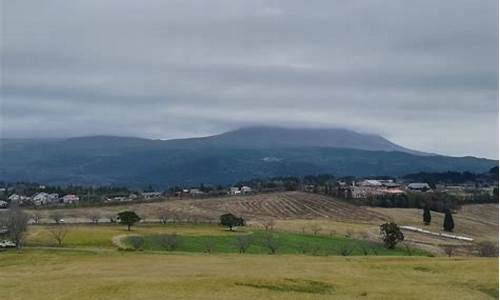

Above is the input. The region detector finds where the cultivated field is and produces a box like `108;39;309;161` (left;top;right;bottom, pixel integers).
26;192;386;223
0;250;497;300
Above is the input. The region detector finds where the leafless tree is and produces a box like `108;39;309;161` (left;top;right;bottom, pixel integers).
233;235;252;253
296;241;309;254
310;245;322;256
158;233;180;251
310;224;321;236
88;212;100;224
263;234;280;254
203;237;217;254
338;244;353;256
2;204;30;250
443;245;456;257
359;245;369;256
477;241;498;257
32;212;42;225
48;225;69;247
128;236;144;250
403;242;413;256
261;219;276;231
158;209;168;224
49;212;64;225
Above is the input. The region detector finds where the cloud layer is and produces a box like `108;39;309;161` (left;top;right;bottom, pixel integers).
2;0;498;158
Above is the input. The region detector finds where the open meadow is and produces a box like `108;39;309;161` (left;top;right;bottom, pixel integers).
0;249;497;300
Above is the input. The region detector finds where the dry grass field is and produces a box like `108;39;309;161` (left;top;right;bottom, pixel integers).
0;250;497;300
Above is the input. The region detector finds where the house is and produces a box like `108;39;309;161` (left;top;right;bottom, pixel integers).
360;180;383;187
189;189;204;196
229;187;241;195
62;194;80;204
33;192;50;206
8;194;31;204
8;194;21;202
48;193;59;203
407;183;431;192
142;192;162;199
240;186;253;194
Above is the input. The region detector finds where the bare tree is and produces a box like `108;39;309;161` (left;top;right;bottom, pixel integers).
402;242;413;256
310;224;321;236
203;237;217;254
48;225;69;247
158;208;168;224
233;235;252;253
477;241;498;257
49;212;64;225
443;245;456;258
128;236;144;250
263;234;280;254
32;212;42;225
261;219;276;231
2;204;30;250
158;233;180;251
338;244;353;256
88;212;100;224
296;241;309;254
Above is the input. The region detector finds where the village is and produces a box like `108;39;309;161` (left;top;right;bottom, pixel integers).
0;170;497;210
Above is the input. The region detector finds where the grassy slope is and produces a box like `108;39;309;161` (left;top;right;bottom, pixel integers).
0;250;497;300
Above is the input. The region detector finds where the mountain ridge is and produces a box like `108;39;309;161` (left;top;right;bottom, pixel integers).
0;127;496;187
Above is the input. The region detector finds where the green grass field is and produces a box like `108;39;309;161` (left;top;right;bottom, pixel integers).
131;231;422;256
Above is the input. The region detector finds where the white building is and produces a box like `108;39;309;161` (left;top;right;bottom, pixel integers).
241;186;253;194
142;192;162;199
33;192;50;206
62;194;80;204
407;183;431;192
229;187;241;195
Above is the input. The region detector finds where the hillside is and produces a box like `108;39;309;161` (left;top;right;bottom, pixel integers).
0;127;496;187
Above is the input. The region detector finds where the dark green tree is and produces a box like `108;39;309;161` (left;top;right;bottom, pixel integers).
220;213;245;231
380;222;404;249
118;211;141;231
423;205;431;225
443;209;454;232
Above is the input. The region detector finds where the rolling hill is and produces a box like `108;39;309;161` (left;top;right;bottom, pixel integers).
0;127;496;187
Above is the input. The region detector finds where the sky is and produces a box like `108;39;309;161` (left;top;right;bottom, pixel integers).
1;0;498;159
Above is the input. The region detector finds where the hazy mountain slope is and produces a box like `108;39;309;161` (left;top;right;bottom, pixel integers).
0;128;496;187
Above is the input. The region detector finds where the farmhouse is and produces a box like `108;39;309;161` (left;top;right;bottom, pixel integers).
33;192;50;206
407;183;431;192
142;192;162;199
62;194;79;204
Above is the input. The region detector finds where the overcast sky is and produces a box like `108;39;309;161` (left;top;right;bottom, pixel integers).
1;0;498;158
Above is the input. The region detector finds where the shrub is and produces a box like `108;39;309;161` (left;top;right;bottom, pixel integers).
380;222;404;249
158;233;180;251
128;236;144;250
477;241;498;257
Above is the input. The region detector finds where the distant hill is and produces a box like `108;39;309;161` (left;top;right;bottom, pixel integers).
0;127;496;187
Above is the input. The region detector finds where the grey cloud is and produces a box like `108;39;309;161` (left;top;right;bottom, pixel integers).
1;0;498;158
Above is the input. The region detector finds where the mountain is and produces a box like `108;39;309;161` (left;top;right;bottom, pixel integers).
0;127;496;187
